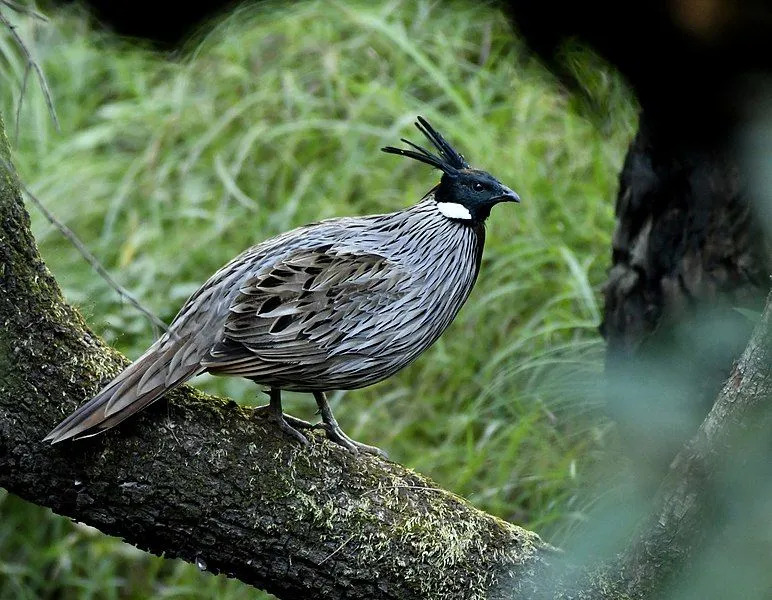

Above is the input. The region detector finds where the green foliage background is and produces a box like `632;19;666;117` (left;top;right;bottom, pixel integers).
0;1;636;597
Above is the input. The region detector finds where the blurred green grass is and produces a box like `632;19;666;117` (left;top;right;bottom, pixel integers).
0;0;636;598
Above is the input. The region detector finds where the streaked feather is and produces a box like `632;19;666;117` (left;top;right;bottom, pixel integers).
45;128;498;445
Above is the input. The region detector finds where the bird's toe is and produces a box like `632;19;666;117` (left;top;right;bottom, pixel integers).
275;418;310;446
252;404;310;446
315;422;386;458
282;414;316;430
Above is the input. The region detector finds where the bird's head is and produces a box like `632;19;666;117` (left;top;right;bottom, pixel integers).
382;116;520;223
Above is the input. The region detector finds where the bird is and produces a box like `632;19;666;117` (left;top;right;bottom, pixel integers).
44;116;520;455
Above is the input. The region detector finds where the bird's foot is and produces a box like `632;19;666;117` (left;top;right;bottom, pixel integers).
311;391;387;457
253;405;310;446
283;414;316;430
313;421;387;458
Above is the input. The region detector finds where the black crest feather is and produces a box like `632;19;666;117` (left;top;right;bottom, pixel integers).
382;116;470;175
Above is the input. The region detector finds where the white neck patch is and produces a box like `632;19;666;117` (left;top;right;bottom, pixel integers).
436;202;472;221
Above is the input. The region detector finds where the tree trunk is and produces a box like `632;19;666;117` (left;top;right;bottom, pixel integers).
502;0;772;479
601;116;772;478
589;290;772;598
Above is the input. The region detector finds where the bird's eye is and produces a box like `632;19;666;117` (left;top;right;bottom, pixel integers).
473;182;484;192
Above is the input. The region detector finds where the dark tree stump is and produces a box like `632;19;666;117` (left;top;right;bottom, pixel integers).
602;117;771;474
503;0;772;475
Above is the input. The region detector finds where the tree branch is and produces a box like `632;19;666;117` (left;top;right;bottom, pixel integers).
591;290;772;598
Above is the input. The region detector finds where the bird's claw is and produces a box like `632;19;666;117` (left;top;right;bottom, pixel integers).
253;405;309;446
313;421;387;458
254;394;385;456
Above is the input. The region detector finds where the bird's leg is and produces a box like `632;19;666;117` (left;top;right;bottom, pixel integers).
258;388;315;429
312;391;386;457
253;388;310;446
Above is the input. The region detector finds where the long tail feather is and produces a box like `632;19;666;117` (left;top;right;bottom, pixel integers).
44;337;200;444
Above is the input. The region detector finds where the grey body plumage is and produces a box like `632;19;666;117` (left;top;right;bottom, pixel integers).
45;117;519;454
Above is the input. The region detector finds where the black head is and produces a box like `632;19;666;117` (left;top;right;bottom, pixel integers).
382;116;520;223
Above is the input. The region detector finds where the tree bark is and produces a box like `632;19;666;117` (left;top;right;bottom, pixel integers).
503;2;772;593
2;102;772;599
601;118;772;478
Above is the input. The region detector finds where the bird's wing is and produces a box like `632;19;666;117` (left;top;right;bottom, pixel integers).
201;246;411;375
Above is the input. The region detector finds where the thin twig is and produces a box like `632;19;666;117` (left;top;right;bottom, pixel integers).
14;60;30;144
0;158;168;335
0;0;48;21
0;8;60;132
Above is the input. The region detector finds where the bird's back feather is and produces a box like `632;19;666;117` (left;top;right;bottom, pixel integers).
45;192;485;441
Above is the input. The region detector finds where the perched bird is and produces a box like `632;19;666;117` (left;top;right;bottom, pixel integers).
44;117;519;455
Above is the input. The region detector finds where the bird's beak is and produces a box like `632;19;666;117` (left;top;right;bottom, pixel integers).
495;185;521;203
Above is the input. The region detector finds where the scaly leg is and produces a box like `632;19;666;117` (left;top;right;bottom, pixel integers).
312;391;386;457
253;388;310;446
